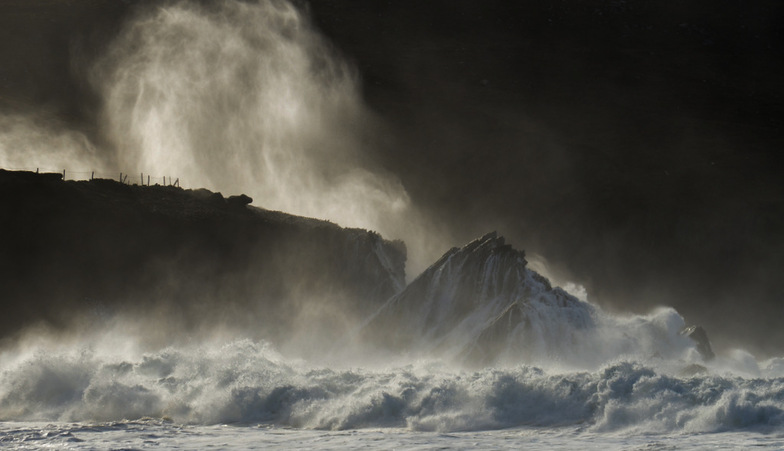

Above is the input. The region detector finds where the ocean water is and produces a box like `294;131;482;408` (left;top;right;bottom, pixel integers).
1;337;783;449
2;421;783;450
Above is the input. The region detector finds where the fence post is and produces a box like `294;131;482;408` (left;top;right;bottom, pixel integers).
119;172;122;183
148;175;150;186
36;168;39;174
91;171;94;180
63;169;66;180
141;173;144;185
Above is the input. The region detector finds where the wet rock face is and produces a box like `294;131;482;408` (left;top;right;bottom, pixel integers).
367;232;526;346
364;232;595;364
681;325;715;361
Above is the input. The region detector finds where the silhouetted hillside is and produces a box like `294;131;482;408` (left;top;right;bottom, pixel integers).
0;169;406;348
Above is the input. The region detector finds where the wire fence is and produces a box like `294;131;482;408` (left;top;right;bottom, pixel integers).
1;166;180;187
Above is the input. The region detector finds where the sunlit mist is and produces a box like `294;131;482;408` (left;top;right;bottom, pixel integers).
92;0;410;235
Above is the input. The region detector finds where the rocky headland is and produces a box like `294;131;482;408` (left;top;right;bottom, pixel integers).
0;169;406;347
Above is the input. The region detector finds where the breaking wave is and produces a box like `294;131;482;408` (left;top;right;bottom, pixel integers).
1;338;783;433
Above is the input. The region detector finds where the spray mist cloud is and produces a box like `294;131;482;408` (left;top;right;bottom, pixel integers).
89;0;411;236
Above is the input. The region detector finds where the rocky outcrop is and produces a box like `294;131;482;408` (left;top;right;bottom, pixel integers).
363;232;595;364
227;194;253;208
0;169;405;345
681;325;715;361
363;231;715;367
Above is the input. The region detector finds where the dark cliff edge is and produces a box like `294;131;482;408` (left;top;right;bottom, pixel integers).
0;169;406;349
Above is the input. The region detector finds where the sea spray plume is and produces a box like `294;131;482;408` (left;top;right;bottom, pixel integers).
90;0;411;240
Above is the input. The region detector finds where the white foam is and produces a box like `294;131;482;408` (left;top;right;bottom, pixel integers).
1;338;782;434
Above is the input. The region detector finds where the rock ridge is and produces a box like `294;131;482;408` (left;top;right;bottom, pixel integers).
0;169;406;346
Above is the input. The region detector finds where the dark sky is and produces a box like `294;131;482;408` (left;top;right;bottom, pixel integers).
306;0;784;355
1;0;782;355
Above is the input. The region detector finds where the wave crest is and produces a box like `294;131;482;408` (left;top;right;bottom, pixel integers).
2;339;782;433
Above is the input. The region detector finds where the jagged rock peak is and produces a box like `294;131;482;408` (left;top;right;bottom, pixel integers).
462;231;513;253
425;231;526;278
466;231;524;259
363;231;560;357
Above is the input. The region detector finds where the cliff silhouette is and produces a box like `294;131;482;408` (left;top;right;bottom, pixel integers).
0;169;406;348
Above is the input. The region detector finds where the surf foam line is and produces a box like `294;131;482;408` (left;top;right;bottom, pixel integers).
1;339;783;433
